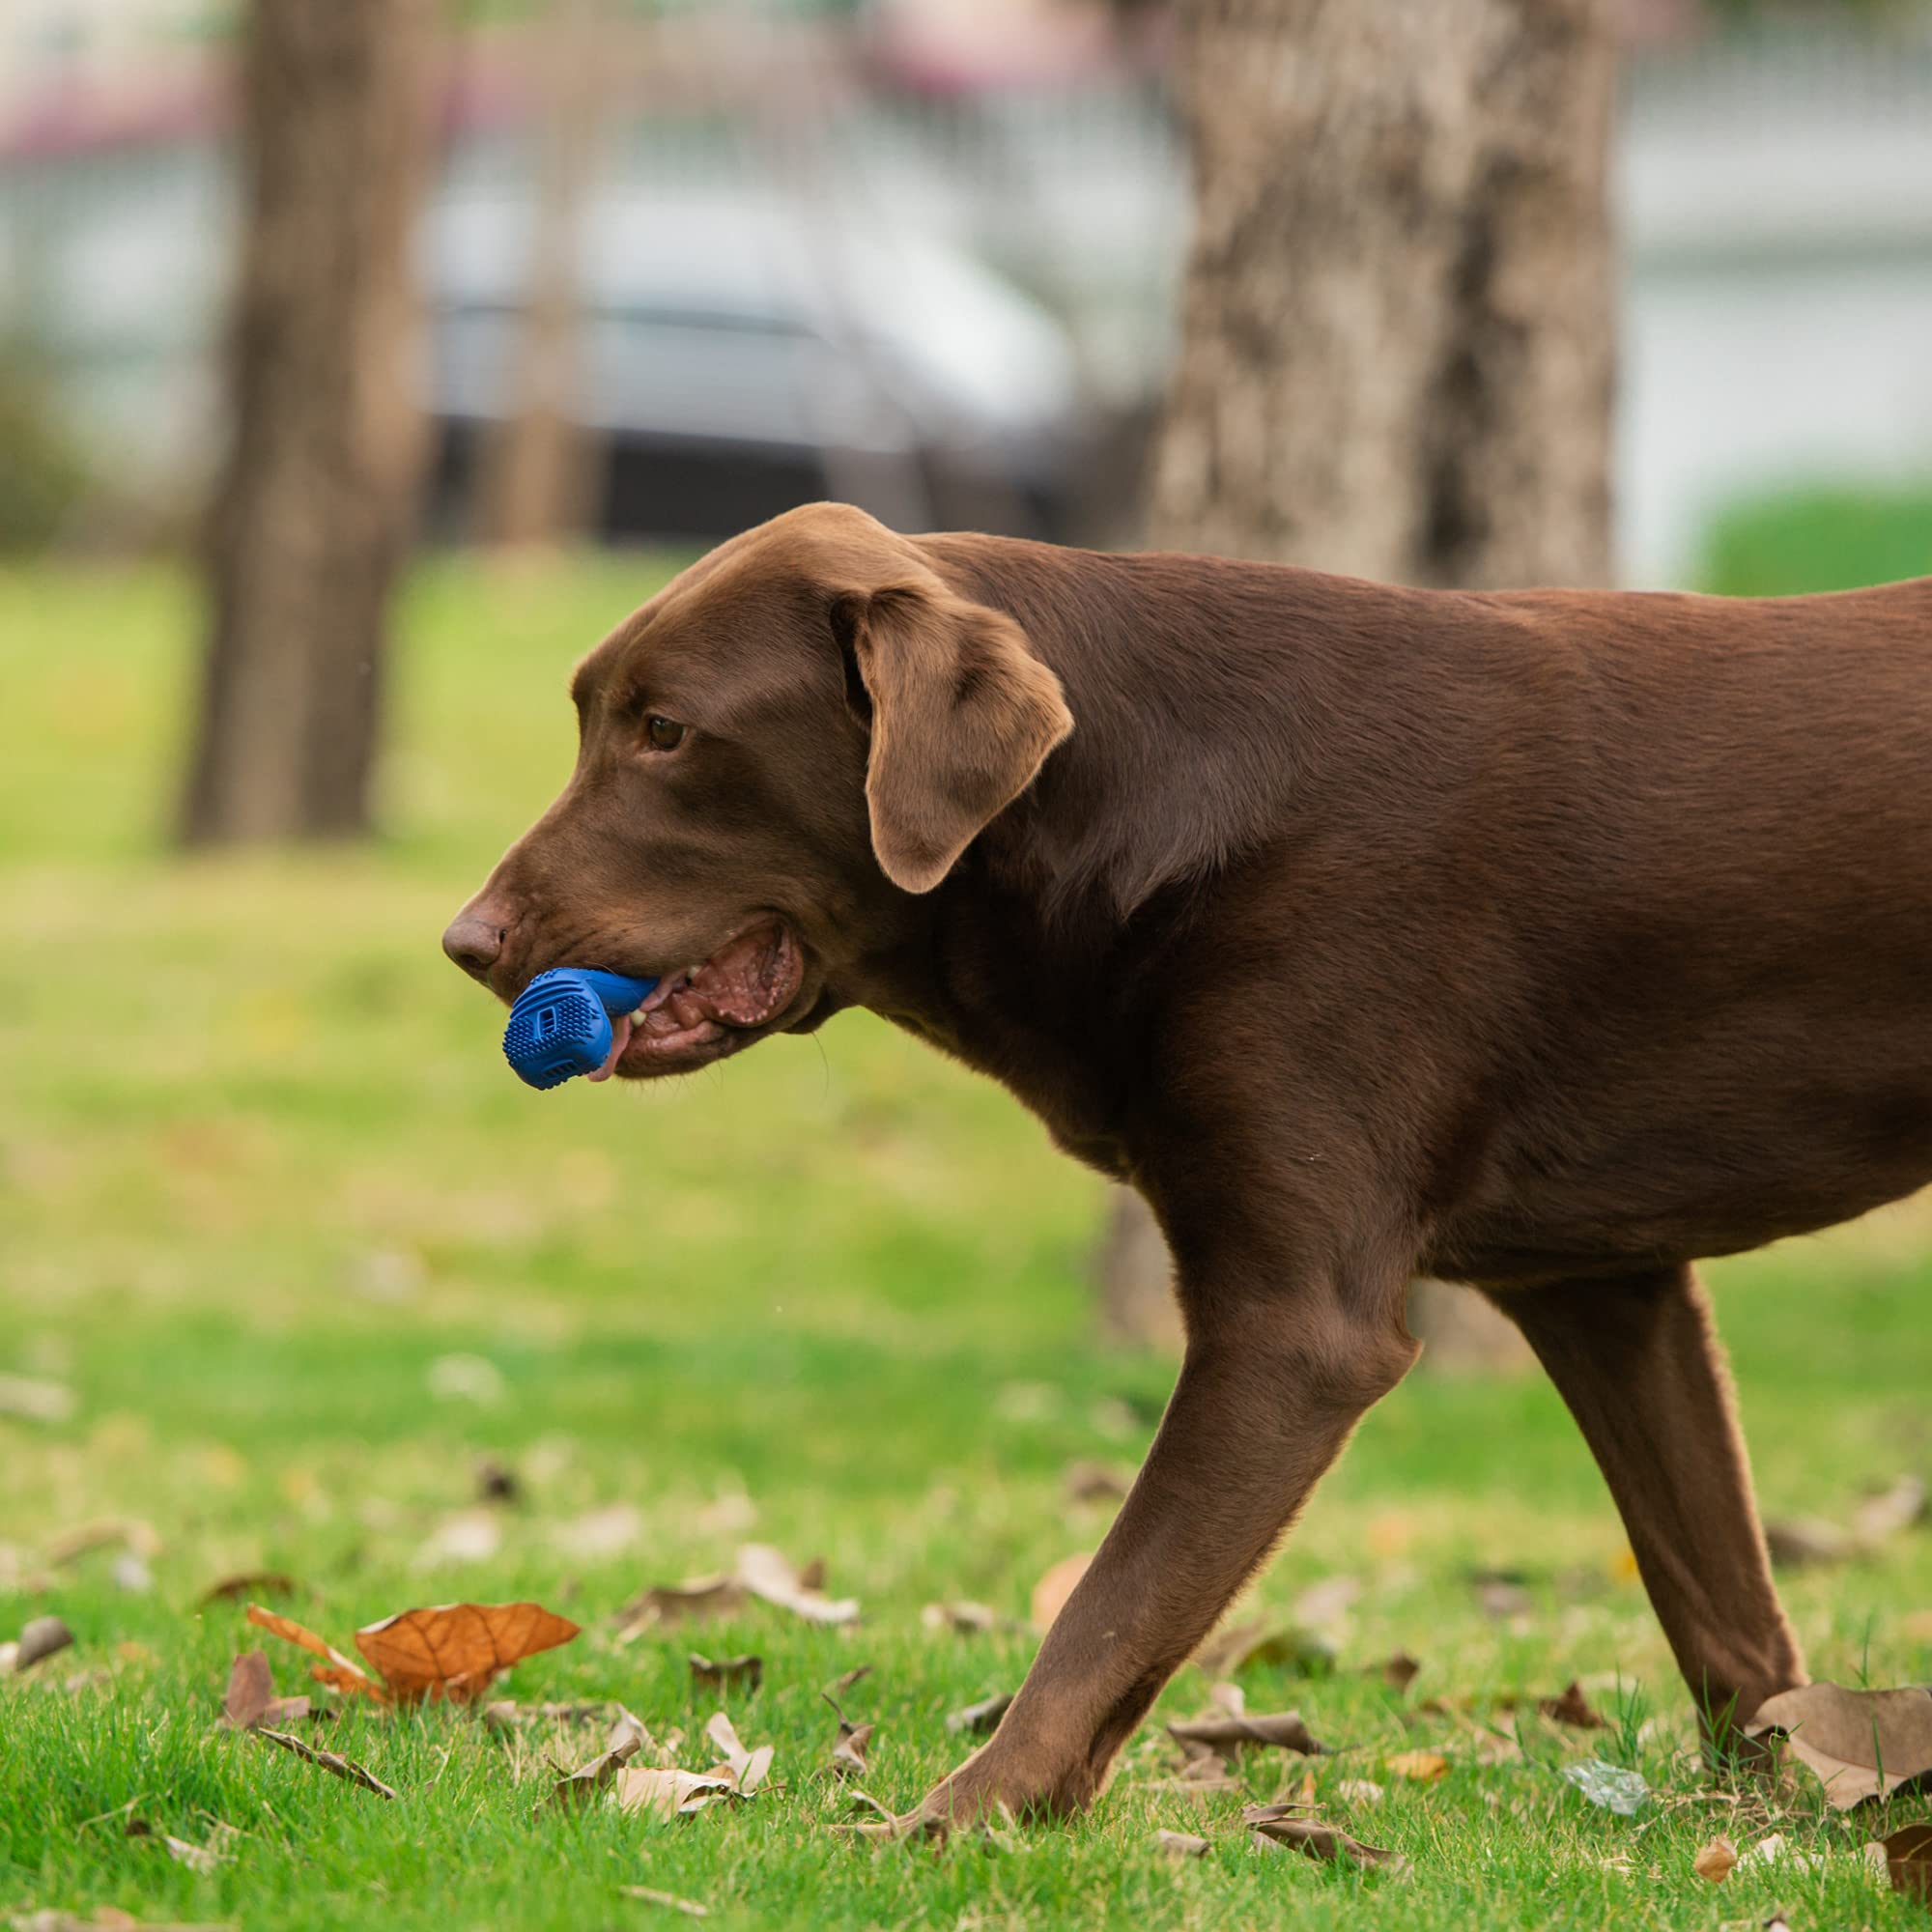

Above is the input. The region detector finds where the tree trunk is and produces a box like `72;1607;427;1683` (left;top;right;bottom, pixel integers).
182;0;436;846
474;0;611;552
1099;0;1615;1357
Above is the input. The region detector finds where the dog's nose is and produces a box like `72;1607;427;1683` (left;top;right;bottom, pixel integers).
442;910;506;982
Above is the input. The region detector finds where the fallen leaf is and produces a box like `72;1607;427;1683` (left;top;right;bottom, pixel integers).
617;1576;747;1638
45;1519;159;1566
921;1601;999;1634
356;1602;580;1705
617;1886;710;1918
255;1725;397;1798
823;1664;871;1701
1194;1617;1336;1679
554;1502;645;1561
735;1545;858;1626
221;1650;273;1729
1765;1518;1849;1569
414;1509;502;1567
1030;1552;1092;1633
689;1652;762;1695
830;1719;873;1778
1866;1820;1932;1901
1245;1804;1409;1876
1292;1575;1361;1631
1384;1749;1450;1784
0;1373;75;1424
1063;1460;1130;1504
475;1456;521;1503
1373;1651;1423;1691
1855;1474;1927;1544
12;1616;73;1672
1563;1757;1651;1815
125;1819;223;1874
1470;1571;1533;1618
946;1691;1013;1736
199;1570;300;1605
1746;1681;1932;1808
110;1553;152;1594
1692;1833;1739;1883
702;1710;773;1795
1336;1777;1384;1805
1153;1828;1210;1858
552;1710;646;1804
246;1605;384;1698
1168;1710;1323;1755
1539;1681;1607;1728
612;1766;735;1819
1739;1833;1825;1874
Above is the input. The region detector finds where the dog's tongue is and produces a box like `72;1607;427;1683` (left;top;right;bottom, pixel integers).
584;1010;634;1084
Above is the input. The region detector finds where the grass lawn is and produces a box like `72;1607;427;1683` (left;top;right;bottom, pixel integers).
2;552;1929;1932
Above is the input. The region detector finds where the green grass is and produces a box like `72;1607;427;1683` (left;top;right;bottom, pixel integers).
3;549;1930;1931
1700;483;1932;599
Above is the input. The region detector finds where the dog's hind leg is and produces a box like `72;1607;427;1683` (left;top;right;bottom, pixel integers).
1490;1264;1806;1751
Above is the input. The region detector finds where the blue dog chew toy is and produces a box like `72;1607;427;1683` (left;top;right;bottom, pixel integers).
503;968;659;1090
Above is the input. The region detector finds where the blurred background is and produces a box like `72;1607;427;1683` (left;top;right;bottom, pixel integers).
4;7;1931;1921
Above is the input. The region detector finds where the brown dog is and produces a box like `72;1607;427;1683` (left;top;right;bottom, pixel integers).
444;501;1932;1827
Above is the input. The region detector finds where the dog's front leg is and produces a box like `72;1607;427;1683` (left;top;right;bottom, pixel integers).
905;1249;1419;1831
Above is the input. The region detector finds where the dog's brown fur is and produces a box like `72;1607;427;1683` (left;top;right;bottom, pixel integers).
445;502;1932;1827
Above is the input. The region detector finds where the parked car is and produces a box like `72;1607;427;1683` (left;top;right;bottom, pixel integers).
425;192;1122;545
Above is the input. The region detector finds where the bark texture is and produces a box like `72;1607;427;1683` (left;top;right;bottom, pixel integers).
183;0;436;845
475;0;613;550
1100;0;1616;1355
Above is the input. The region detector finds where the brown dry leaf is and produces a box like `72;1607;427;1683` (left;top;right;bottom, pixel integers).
823;1663;872;1702
1538;1681;1607;1728
46;1519;159;1566
1866;1821;1932;1902
689;1652;762;1696
200;1570;300;1605
617;1577;747;1638
1064;1460;1130;1504
1292;1575;1361;1631
11;1616;74;1673
246;1604;384;1699
613;1766;735;1819
1245;1803;1410;1877
1855;1474;1927;1544
1745;1681;1932;1807
617;1886;710;1918
552;1709;646;1805
1385;1749;1450;1784
946;1691;1013;1737
1470;1571;1533;1618
125;1819;224;1875
355;1602;581;1706
1154;1828;1211;1858
830;1719;873;1778
1167;1709;1323;1755
1692;1834;1739;1883
1336;1777;1385;1805
1194;1618;1337;1680
220;1650;273;1729
735;1545;858;1626
702;1710;774;1795
1374;1651;1423;1691
1030;1552;1092;1633
255;1725;397;1799
921;1601;999;1634
1765;1518;1850;1569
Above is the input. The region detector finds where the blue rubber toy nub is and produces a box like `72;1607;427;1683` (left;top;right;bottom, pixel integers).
503;968;660;1091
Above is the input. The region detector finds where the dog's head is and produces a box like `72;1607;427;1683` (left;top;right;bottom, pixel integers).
441;503;1072;1077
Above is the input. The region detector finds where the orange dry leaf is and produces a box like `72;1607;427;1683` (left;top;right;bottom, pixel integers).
248;1599;579;1706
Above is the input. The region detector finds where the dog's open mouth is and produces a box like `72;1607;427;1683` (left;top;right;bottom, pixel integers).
586;921;805;1080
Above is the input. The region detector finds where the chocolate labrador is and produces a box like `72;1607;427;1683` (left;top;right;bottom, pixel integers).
443;501;1932;1828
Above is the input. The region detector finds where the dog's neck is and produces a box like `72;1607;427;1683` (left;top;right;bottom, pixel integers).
840;540;1429;1169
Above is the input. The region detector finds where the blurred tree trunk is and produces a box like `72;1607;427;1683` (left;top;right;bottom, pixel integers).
182;0;436;846
474;0;610;551
1100;0;1615;1360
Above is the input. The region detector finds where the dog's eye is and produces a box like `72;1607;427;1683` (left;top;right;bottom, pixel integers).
644;715;686;753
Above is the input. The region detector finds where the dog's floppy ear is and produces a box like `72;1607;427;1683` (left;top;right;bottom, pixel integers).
832;575;1072;894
